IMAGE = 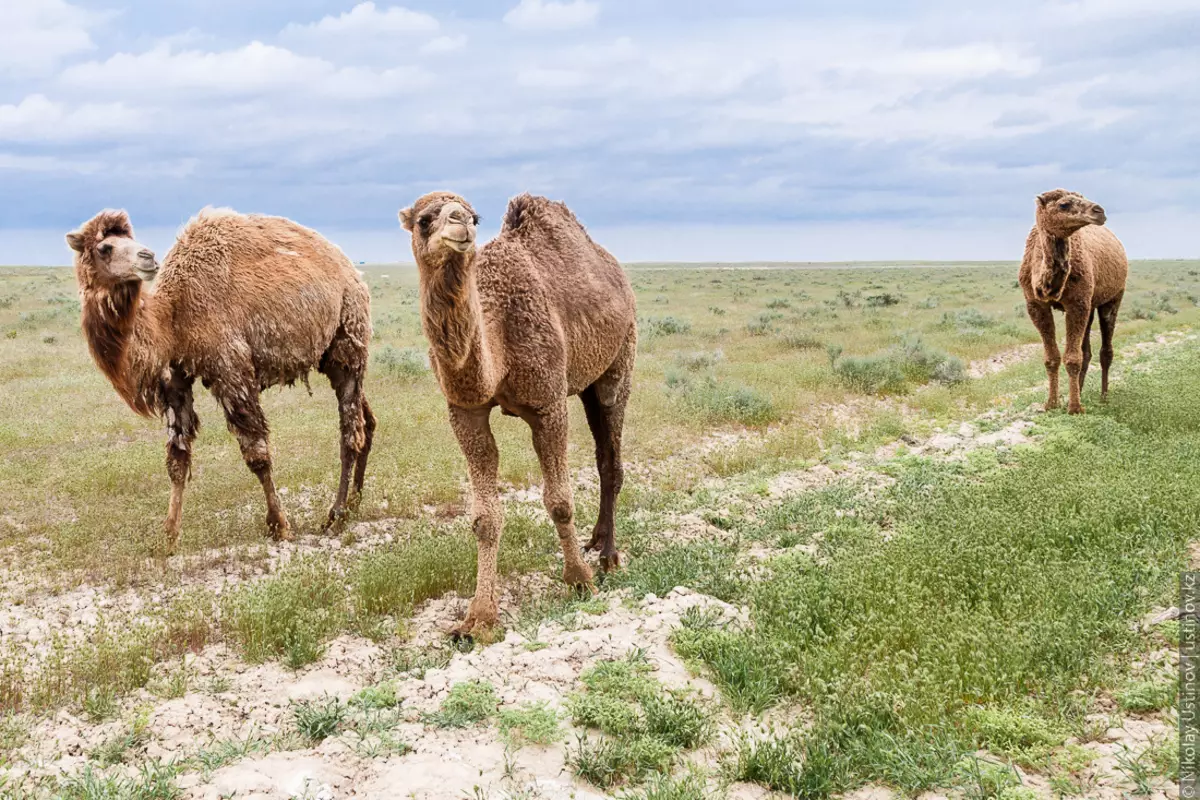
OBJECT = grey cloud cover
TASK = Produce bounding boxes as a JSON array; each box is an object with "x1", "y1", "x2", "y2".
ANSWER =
[{"x1": 0, "y1": 0, "x2": 1197, "y2": 262}]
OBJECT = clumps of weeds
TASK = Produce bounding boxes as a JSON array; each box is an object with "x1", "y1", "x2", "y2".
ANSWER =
[
  {"x1": 782, "y1": 332, "x2": 823, "y2": 350},
  {"x1": 766, "y1": 297, "x2": 791, "y2": 310},
  {"x1": 746, "y1": 312, "x2": 782, "y2": 336},
  {"x1": 671, "y1": 608, "x2": 781, "y2": 715},
  {"x1": 674, "y1": 350, "x2": 723, "y2": 371},
  {"x1": 952, "y1": 755, "x2": 1028, "y2": 799},
  {"x1": 567, "y1": 650, "x2": 712, "y2": 788},
  {"x1": 373, "y1": 345, "x2": 429, "y2": 378},
  {"x1": 498, "y1": 702, "x2": 562, "y2": 747},
  {"x1": 1117, "y1": 679, "x2": 1177, "y2": 713},
  {"x1": 962, "y1": 706, "x2": 1068, "y2": 768},
  {"x1": 351, "y1": 682, "x2": 400, "y2": 710},
  {"x1": 728, "y1": 734, "x2": 806, "y2": 796},
  {"x1": 58, "y1": 761, "x2": 182, "y2": 800},
  {"x1": 940, "y1": 308, "x2": 995, "y2": 333},
  {"x1": 829, "y1": 334, "x2": 965, "y2": 395},
  {"x1": 221, "y1": 557, "x2": 345, "y2": 669},
  {"x1": 424, "y1": 681, "x2": 498, "y2": 728},
  {"x1": 708, "y1": 306, "x2": 727, "y2": 316},
  {"x1": 865, "y1": 292, "x2": 903, "y2": 308},
  {"x1": 640, "y1": 316, "x2": 692, "y2": 338},
  {"x1": 90, "y1": 710, "x2": 151, "y2": 766},
  {"x1": 291, "y1": 696, "x2": 347, "y2": 743},
  {"x1": 621, "y1": 772, "x2": 710, "y2": 800},
  {"x1": 82, "y1": 687, "x2": 119, "y2": 723},
  {"x1": 666, "y1": 373, "x2": 777, "y2": 426}
]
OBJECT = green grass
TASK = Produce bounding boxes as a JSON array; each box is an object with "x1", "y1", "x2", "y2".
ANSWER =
[
  {"x1": 678, "y1": 341, "x2": 1200, "y2": 795},
  {"x1": 424, "y1": 681, "x2": 498, "y2": 728},
  {"x1": 498, "y1": 702, "x2": 562, "y2": 747},
  {"x1": 568, "y1": 651, "x2": 712, "y2": 789},
  {"x1": 290, "y1": 696, "x2": 347, "y2": 742},
  {"x1": 1117, "y1": 679, "x2": 1177, "y2": 713}
]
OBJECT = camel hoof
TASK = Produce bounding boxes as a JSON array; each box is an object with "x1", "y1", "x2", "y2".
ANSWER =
[
  {"x1": 324, "y1": 506, "x2": 349, "y2": 533},
  {"x1": 599, "y1": 550, "x2": 622, "y2": 573},
  {"x1": 1068, "y1": 404, "x2": 1085, "y2": 416},
  {"x1": 268, "y1": 519, "x2": 293, "y2": 542}
]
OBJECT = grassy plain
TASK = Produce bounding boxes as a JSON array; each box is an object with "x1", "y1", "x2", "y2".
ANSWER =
[{"x1": 0, "y1": 259, "x2": 1197, "y2": 798}]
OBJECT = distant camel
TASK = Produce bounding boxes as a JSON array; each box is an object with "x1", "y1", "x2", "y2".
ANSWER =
[
  {"x1": 400, "y1": 192, "x2": 637, "y2": 637},
  {"x1": 66, "y1": 209, "x2": 374, "y2": 551},
  {"x1": 1018, "y1": 189, "x2": 1128, "y2": 414}
]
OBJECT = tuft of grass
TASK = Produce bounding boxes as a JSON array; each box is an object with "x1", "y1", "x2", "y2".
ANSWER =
[
  {"x1": 782, "y1": 332, "x2": 823, "y2": 350},
  {"x1": 569, "y1": 734, "x2": 677, "y2": 790},
  {"x1": 640, "y1": 316, "x2": 692, "y2": 337},
  {"x1": 425, "y1": 681, "x2": 498, "y2": 728},
  {"x1": 620, "y1": 772, "x2": 710, "y2": 800},
  {"x1": 351, "y1": 682, "x2": 399, "y2": 710},
  {"x1": 221, "y1": 557, "x2": 345, "y2": 668},
  {"x1": 1117, "y1": 679, "x2": 1177, "y2": 713},
  {"x1": 373, "y1": 345, "x2": 429, "y2": 377},
  {"x1": 498, "y1": 702, "x2": 562, "y2": 747},
  {"x1": 671, "y1": 375, "x2": 777, "y2": 426},
  {"x1": 58, "y1": 762, "x2": 181, "y2": 800},
  {"x1": 291, "y1": 696, "x2": 347, "y2": 743},
  {"x1": 729, "y1": 735, "x2": 806, "y2": 795}
]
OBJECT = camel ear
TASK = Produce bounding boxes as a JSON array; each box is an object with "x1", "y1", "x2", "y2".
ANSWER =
[
  {"x1": 399, "y1": 207, "x2": 415, "y2": 232},
  {"x1": 65, "y1": 232, "x2": 85, "y2": 252}
]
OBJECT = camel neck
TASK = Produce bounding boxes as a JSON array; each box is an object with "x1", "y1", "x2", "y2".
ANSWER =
[
  {"x1": 79, "y1": 280, "x2": 167, "y2": 416},
  {"x1": 419, "y1": 254, "x2": 493, "y2": 399},
  {"x1": 1037, "y1": 226, "x2": 1072, "y2": 300}
]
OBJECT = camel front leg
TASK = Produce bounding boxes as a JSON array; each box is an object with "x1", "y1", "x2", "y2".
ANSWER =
[
  {"x1": 214, "y1": 384, "x2": 291, "y2": 541},
  {"x1": 448, "y1": 405, "x2": 503, "y2": 638},
  {"x1": 529, "y1": 401, "x2": 595, "y2": 592},
  {"x1": 1062, "y1": 302, "x2": 1091, "y2": 415},
  {"x1": 1026, "y1": 301, "x2": 1061, "y2": 410}
]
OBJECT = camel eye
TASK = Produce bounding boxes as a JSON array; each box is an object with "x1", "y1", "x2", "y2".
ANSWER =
[
  {"x1": 418, "y1": 215, "x2": 433, "y2": 232},
  {"x1": 472, "y1": 215, "x2": 481, "y2": 226},
  {"x1": 1058, "y1": 202, "x2": 1072, "y2": 211},
  {"x1": 98, "y1": 242, "x2": 113, "y2": 256}
]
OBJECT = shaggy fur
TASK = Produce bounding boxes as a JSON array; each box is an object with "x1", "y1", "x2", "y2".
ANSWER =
[
  {"x1": 1018, "y1": 189, "x2": 1128, "y2": 414},
  {"x1": 67, "y1": 208, "x2": 375, "y2": 551},
  {"x1": 401, "y1": 192, "x2": 637, "y2": 638}
]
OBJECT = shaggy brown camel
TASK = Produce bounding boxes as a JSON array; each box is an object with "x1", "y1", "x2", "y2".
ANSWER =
[
  {"x1": 66, "y1": 208, "x2": 374, "y2": 551},
  {"x1": 1018, "y1": 189, "x2": 1128, "y2": 414},
  {"x1": 400, "y1": 192, "x2": 637, "y2": 637}
]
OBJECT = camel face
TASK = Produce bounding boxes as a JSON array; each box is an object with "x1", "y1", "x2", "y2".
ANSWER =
[
  {"x1": 1036, "y1": 189, "x2": 1107, "y2": 238},
  {"x1": 66, "y1": 214, "x2": 158, "y2": 285},
  {"x1": 400, "y1": 192, "x2": 480, "y2": 264}
]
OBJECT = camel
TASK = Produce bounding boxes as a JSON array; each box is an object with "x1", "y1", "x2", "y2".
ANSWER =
[
  {"x1": 400, "y1": 192, "x2": 637, "y2": 638},
  {"x1": 1018, "y1": 189, "x2": 1128, "y2": 414},
  {"x1": 66, "y1": 208, "x2": 374, "y2": 551}
]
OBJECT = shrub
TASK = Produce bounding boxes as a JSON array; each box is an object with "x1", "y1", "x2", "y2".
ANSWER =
[
  {"x1": 499, "y1": 702, "x2": 562, "y2": 747},
  {"x1": 640, "y1": 316, "x2": 692, "y2": 337},
  {"x1": 783, "y1": 332, "x2": 823, "y2": 350},
  {"x1": 373, "y1": 345, "x2": 428, "y2": 378},
  {"x1": 291, "y1": 696, "x2": 347, "y2": 742},
  {"x1": 674, "y1": 350, "x2": 723, "y2": 371},
  {"x1": 833, "y1": 354, "x2": 907, "y2": 395},
  {"x1": 865, "y1": 293, "x2": 903, "y2": 308}
]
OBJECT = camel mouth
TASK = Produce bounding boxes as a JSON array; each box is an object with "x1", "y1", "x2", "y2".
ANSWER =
[
  {"x1": 441, "y1": 238, "x2": 475, "y2": 254},
  {"x1": 136, "y1": 263, "x2": 160, "y2": 281}
]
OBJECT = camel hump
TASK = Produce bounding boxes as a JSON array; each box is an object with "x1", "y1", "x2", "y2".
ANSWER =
[{"x1": 502, "y1": 194, "x2": 585, "y2": 237}]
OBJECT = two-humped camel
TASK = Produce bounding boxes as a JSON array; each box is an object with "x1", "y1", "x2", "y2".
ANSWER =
[
  {"x1": 401, "y1": 192, "x2": 637, "y2": 638},
  {"x1": 1019, "y1": 189, "x2": 1128, "y2": 414},
  {"x1": 66, "y1": 209, "x2": 374, "y2": 551}
]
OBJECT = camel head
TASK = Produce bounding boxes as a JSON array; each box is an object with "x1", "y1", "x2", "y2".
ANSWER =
[
  {"x1": 399, "y1": 192, "x2": 480, "y2": 267},
  {"x1": 1035, "y1": 189, "x2": 1107, "y2": 238},
  {"x1": 66, "y1": 209, "x2": 159, "y2": 288}
]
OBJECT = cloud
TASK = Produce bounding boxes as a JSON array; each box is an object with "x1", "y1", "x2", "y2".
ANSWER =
[
  {"x1": 504, "y1": 0, "x2": 600, "y2": 31},
  {"x1": 0, "y1": 0, "x2": 99, "y2": 76},
  {"x1": 0, "y1": 94, "x2": 144, "y2": 142},
  {"x1": 282, "y1": 2, "x2": 439, "y2": 37},
  {"x1": 60, "y1": 42, "x2": 429, "y2": 101},
  {"x1": 420, "y1": 35, "x2": 468, "y2": 55}
]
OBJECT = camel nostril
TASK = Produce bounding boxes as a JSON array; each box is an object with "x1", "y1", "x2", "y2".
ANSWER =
[
  {"x1": 138, "y1": 249, "x2": 155, "y2": 260},
  {"x1": 1093, "y1": 206, "x2": 1104, "y2": 216}
]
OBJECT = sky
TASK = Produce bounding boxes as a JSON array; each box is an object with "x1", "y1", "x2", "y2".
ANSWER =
[{"x1": 1, "y1": 0, "x2": 1197, "y2": 264}]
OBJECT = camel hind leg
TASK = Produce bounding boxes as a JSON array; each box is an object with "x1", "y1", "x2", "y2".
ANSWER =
[
  {"x1": 212, "y1": 379, "x2": 291, "y2": 541},
  {"x1": 1098, "y1": 291, "x2": 1124, "y2": 402},
  {"x1": 319, "y1": 290, "x2": 371, "y2": 530},
  {"x1": 580, "y1": 326, "x2": 636, "y2": 572},
  {"x1": 162, "y1": 367, "x2": 199, "y2": 554},
  {"x1": 320, "y1": 355, "x2": 367, "y2": 530},
  {"x1": 1079, "y1": 307, "x2": 1095, "y2": 394}
]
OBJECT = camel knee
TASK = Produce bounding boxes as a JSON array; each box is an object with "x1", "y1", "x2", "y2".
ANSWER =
[
  {"x1": 1100, "y1": 347, "x2": 1114, "y2": 367},
  {"x1": 546, "y1": 498, "x2": 573, "y2": 526},
  {"x1": 472, "y1": 511, "x2": 501, "y2": 546},
  {"x1": 166, "y1": 446, "x2": 191, "y2": 485}
]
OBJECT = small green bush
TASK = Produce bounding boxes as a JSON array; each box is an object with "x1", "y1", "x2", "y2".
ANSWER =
[
  {"x1": 373, "y1": 345, "x2": 428, "y2": 378},
  {"x1": 425, "y1": 681, "x2": 498, "y2": 728}
]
